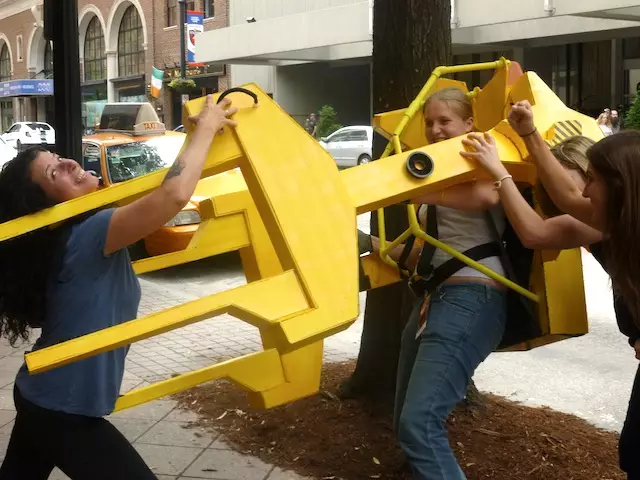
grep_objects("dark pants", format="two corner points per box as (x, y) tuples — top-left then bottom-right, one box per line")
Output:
(0, 387), (156, 480)
(621, 365), (640, 479)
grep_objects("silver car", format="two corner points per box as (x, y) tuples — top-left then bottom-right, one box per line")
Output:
(320, 126), (372, 168)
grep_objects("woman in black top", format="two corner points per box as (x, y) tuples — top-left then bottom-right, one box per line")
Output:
(463, 101), (640, 479)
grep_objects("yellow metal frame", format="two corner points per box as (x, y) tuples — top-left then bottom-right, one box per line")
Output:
(0, 58), (599, 412)
(374, 58), (538, 300)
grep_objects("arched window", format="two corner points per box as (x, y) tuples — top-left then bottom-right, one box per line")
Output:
(84, 17), (106, 81)
(0, 45), (11, 81)
(118, 6), (144, 77)
(43, 41), (53, 78)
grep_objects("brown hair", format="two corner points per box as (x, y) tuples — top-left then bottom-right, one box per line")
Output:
(536, 136), (594, 217)
(423, 87), (473, 121)
(587, 131), (640, 322)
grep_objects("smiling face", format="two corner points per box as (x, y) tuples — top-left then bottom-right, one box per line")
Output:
(424, 99), (474, 144)
(30, 150), (99, 204)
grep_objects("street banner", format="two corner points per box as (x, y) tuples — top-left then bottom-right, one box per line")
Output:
(151, 67), (164, 98)
(187, 11), (204, 66)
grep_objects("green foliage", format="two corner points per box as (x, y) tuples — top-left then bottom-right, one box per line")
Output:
(316, 105), (343, 139)
(168, 78), (197, 92)
(625, 94), (640, 130)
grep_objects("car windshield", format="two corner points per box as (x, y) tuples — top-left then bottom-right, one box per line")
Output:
(105, 135), (186, 184)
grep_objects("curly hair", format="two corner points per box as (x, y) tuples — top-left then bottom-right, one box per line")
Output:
(0, 146), (66, 345)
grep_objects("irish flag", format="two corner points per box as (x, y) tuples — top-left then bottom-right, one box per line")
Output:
(151, 67), (164, 98)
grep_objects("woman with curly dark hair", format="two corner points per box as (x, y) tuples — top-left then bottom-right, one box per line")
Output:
(0, 94), (237, 480)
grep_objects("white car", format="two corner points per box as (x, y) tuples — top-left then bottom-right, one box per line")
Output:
(319, 126), (373, 168)
(0, 137), (16, 166)
(2, 122), (55, 150)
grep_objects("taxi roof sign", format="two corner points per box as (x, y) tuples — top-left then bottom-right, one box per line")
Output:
(98, 103), (166, 136)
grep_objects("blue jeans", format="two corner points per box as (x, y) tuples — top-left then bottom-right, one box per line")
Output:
(395, 283), (507, 480)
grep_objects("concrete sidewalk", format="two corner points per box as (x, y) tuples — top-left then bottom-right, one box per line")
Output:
(0, 237), (629, 478)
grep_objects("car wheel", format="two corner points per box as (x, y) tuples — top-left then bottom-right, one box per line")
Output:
(358, 154), (371, 165)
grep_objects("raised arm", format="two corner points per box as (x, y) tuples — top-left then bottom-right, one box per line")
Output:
(461, 133), (602, 249)
(104, 95), (238, 255)
(508, 101), (597, 228)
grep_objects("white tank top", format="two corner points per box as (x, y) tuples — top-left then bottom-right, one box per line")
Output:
(418, 205), (506, 279)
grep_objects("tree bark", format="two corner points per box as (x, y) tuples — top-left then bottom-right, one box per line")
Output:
(341, 0), (452, 403)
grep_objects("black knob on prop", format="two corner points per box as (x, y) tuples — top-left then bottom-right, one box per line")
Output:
(406, 152), (434, 179)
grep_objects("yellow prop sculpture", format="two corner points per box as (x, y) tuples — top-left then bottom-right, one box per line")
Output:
(0, 58), (601, 412)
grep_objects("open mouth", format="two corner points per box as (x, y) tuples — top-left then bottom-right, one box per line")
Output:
(75, 170), (86, 184)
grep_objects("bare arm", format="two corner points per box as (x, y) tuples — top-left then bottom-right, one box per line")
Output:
(412, 180), (499, 211)
(509, 101), (597, 228)
(461, 132), (602, 249)
(523, 132), (595, 226)
(104, 96), (238, 255)
(495, 178), (601, 249)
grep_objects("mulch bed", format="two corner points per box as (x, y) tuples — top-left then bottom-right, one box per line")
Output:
(173, 361), (624, 480)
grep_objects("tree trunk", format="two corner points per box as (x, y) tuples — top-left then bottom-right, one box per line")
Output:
(341, 0), (452, 404)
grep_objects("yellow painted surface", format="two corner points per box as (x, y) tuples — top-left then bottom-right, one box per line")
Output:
(2, 59), (597, 410)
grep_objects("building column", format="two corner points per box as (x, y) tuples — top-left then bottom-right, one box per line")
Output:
(511, 47), (525, 65)
(106, 50), (117, 102)
(611, 39), (624, 109)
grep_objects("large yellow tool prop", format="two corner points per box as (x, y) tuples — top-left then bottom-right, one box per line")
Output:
(1, 59), (600, 411)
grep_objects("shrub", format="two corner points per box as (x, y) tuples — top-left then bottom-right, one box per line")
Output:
(316, 105), (342, 138)
(625, 93), (640, 130)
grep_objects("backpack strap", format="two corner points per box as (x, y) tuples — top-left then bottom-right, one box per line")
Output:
(407, 205), (503, 297)
(398, 205), (437, 277)
(408, 242), (501, 297)
(484, 210), (517, 281)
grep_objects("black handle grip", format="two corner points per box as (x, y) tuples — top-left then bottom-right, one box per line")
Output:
(217, 87), (259, 105)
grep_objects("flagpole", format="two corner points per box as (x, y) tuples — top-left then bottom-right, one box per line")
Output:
(179, 0), (186, 80)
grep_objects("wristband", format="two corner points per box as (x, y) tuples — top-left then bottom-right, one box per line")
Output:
(520, 127), (537, 138)
(493, 174), (513, 190)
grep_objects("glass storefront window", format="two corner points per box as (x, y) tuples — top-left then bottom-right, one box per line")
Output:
(83, 99), (107, 133)
(117, 84), (145, 103)
(551, 46), (568, 104)
(0, 100), (13, 133)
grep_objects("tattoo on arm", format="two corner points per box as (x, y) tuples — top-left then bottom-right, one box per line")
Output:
(162, 159), (185, 183)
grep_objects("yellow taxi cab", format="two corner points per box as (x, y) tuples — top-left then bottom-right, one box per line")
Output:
(81, 102), (201, 257)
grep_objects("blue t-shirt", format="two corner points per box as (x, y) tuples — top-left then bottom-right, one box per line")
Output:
(15, 209), (141, 417)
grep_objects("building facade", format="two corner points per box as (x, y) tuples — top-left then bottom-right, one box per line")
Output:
(0, 0), (229, 133)
(196, 0), (640, 126)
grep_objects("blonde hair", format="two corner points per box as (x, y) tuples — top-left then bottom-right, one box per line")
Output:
(536, 135), (595, 217)
(423, 87), (473, 121)
(597, 113), (612, 128)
